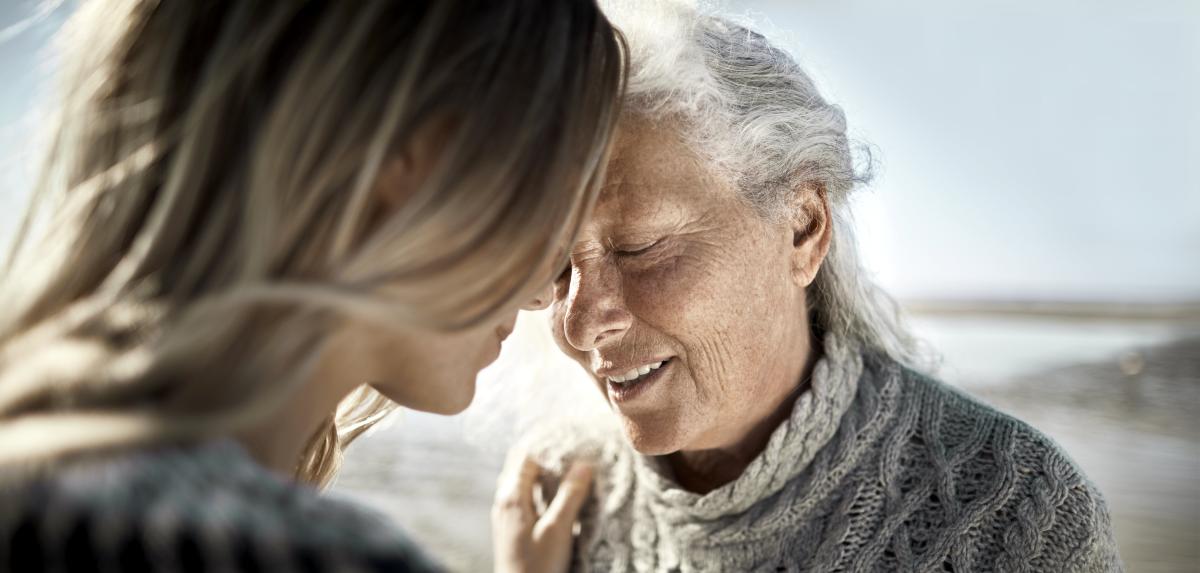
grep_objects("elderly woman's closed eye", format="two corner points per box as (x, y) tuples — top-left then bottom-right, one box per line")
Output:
(525, 2), (1125, 572)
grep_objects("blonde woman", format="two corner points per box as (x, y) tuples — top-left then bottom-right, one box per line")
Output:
(0, 1), (623, 571)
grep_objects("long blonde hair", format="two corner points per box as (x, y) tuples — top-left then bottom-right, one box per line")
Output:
(0, 0), (624, 486)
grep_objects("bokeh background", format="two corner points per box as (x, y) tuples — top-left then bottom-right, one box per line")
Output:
(2, 1), (1197, 571)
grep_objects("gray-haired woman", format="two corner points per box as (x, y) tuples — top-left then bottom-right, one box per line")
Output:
(515, 1), (1124, 571)
(0, 1), (623, 571)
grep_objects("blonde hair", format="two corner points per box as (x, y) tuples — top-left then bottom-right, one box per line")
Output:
(0, 0), (624, 486)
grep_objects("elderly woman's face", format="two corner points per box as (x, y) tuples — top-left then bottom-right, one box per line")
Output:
(551, 119), (827, 455)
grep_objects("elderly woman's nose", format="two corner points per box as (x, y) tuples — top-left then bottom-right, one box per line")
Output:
(562, 268), (633, 351)
(521, 284), (553, 311)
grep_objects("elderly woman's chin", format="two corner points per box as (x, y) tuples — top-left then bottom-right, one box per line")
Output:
(615, 412), (693, 456)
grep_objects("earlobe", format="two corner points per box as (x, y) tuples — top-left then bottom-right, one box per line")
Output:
(789, 186), (833, 287)
(374, 155), (416, 209)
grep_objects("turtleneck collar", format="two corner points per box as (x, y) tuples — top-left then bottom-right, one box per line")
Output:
(632, 334), (863, 522)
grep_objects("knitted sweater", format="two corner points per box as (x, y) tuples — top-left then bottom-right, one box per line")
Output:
(559, 338), (1123, 572)
(0, 441), (441, 572)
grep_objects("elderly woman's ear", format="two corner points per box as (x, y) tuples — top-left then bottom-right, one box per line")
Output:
(788, 186), (833, 287)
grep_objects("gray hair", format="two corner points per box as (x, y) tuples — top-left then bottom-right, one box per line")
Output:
(601, 0), (926, 367)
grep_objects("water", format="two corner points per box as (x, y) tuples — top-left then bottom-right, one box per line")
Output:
(333, 314), (1200, 572)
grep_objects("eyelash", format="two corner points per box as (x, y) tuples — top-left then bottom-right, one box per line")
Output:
(554, 240), (661, 283)
(615, 240), (658, 257)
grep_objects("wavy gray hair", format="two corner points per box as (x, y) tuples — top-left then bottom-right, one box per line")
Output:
(601, 0), (926, 366)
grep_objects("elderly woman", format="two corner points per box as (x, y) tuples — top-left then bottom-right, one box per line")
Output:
(517, 2), (1124, 572)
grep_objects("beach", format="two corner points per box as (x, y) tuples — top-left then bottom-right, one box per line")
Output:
(334, 313), (1200, 572)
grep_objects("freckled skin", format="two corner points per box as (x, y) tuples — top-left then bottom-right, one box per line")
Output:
(551, 118), (831, 492)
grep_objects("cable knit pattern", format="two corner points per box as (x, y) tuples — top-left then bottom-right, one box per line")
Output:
(564, 337), (1124, 572)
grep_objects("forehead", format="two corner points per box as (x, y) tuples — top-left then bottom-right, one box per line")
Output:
(590, 119), (732, 230)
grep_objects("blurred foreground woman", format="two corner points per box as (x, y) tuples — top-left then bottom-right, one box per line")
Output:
(0, 1), (622, 571)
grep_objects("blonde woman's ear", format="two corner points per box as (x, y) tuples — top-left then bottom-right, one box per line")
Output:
(374, 119), (454, 209)
(373, 155), (418, 210)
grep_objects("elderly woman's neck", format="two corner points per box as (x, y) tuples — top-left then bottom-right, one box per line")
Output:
(667, 342), (822, 494)
(666, 405), (796, 494)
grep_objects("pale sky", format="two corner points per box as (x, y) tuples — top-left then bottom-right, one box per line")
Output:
(730, 0), (1200, 302)
(1, 0), (1197, 302)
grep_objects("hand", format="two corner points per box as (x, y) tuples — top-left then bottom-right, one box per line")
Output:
(492, 451), (594, 573)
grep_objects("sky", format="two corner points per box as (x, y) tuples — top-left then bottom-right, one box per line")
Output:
(1, 0), (1197, 303)
(0, 0), (66, 257)
(729, 0), (1200, 302)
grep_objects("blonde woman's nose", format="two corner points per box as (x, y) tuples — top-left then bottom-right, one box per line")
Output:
(522, 284), (554, 311)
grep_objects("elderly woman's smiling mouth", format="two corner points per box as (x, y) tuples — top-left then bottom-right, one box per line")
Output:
(596, 356), (674, 403)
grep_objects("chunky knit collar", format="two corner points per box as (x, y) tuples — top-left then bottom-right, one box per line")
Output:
(632, 335), (863, 523)
(574, 339), (1122, 572)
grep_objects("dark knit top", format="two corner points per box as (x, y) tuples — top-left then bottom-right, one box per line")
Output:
(0, 441), (441, 572)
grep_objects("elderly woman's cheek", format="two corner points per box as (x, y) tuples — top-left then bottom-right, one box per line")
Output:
(622, 255), (696, 310)
(632, 250), (706, 288)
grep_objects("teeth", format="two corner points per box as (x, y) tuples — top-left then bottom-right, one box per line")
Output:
(606, 360), (666, 384)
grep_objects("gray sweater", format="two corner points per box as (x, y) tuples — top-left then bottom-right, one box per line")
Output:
(557, 337), (1123, 572)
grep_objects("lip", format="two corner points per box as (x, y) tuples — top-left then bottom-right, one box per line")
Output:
(483, 327), (512, 369)
(595, 356), (674, 379)
(482, 338), (502, 368)
(606, 357), (673, 404)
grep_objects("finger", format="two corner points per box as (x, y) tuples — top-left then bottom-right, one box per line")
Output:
(538, 463), (593, 535)
(497, 449), (540, 498)
(494, 452), (542, 518)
